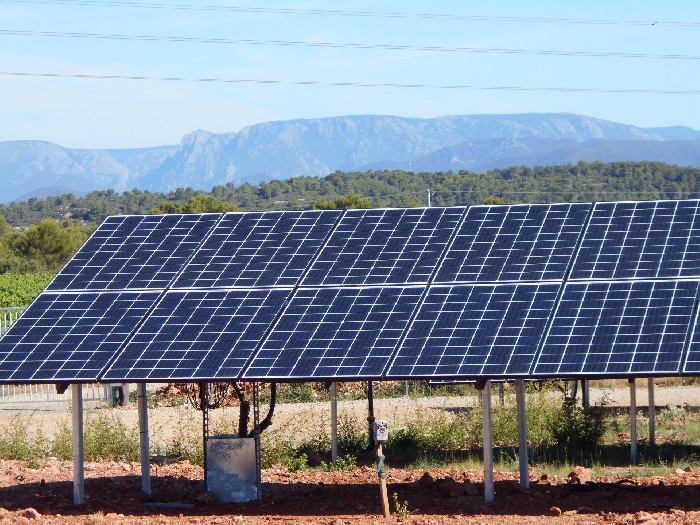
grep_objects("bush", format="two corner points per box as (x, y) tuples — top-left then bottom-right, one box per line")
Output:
(83, 412), (140, 462)
(550, 399), (604, 455)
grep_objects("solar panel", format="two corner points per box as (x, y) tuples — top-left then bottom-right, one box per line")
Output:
(533, 280), (700, 376)
(174, 210), (341, 289)
(434, 203), (590, 283)
(571, 200), (700, 281)
(243, 286), (424, 380)
(386, 283), (560, 379)
(103, 288), (291, 381)
(301, 207), (466, 286)
(48, 214), (221, 291)
(0, 291), (159, 382)
(682, 310), (700, 374)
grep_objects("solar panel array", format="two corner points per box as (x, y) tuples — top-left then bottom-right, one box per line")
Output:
(2, 199), (700, 384)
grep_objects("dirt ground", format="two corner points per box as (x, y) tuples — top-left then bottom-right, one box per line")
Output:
(2, 385), (700, 524)
(1, 459), (700, 524)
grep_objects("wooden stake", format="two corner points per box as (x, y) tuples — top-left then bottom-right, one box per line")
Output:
(377, 443), (390, 518)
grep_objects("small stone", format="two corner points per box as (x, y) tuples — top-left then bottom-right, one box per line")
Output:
(539, 473), (549, 481)
(464, 482), (479, 496)
(307, 451), (323, 467)
(684, 466), (693, 473)
(675, 468), (686, 475)
(568, 466), (593, 483)
(21, 508), (40, 520)
(549, 506), (562, 516)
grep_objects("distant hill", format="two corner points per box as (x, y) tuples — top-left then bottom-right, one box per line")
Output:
(1, 113), (699, 203)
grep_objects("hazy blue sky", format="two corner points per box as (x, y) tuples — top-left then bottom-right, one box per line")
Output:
(1, 0), (698, 148)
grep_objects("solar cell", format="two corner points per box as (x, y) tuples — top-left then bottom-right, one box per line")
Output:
(534, 280), (700, 376)
(243, 286), (424, 380)
(434, 203), (590, 283)
(571, 200), (700, 280)
(386, 283), (560, 379)
(174, 210), (341, 289)
(0, 291), (159, 382)
(103, 288), (291, 381)
(48, 214), (221, 291)
(301, 207), (466, 286)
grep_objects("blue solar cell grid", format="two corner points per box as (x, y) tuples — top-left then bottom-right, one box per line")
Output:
(387, 283), (560, 378)
(243, 286), (425, 380)
(682, 309), (700, 374)
(534, 280), (700, 376)
(0, 291), (159, 382)
(48, 214), (221, 291)
(571, 200), (700, 280)
(435, 203), (590, 284)
(301, 207), (466, 286)
(174, 211), (341, 289)
(104, 288), (291, 381)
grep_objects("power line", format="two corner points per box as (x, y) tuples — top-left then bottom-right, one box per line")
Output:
(2, 29), (698, 61)
(4, 0), (700, 27)
(2, 70), (699, 95)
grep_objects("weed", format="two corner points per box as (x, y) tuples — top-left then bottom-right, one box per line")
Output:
(321, 454), (357, 471)
(83, 411), (140, 462)
(392, 492), (411, 522)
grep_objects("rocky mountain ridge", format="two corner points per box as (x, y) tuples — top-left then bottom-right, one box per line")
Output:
(1, 113), (699, 203)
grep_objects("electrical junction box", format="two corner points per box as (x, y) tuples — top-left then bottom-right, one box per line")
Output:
(373, 420), (390, 442)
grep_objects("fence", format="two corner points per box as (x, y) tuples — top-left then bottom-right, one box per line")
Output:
(0, 306), (109, 405)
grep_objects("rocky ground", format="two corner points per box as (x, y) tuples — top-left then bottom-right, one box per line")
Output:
(1, 459), (700, 524)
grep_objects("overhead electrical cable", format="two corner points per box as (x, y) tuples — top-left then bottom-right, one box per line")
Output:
(3, 0), (699, 27)
(1, 29), (697, 61)
(1, 70), (698, 95)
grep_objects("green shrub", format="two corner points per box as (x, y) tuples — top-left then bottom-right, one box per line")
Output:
(550, 399), (604, 455)
(0, 415), (50, 466)
(83, 412), (139, 462)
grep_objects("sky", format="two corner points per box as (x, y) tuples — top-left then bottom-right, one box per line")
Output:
(1, 0), (699, 149)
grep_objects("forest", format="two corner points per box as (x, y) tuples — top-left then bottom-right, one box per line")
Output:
(0, 160), (698, 307)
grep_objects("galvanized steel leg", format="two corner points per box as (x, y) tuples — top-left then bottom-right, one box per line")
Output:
(648, 378), (656, 447)
(515, 379), (529, 490)
(482, 381), (494, 502)
(138, 383), (151, 494)
(331, 382), (338, 463)
(629, 378), (638, 464)
(72, 384), (84, 504)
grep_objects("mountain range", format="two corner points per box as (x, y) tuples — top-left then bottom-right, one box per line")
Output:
(1, 113), (700, 204)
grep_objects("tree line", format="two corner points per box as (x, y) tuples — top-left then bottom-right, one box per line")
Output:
(1, 161), (697, 228)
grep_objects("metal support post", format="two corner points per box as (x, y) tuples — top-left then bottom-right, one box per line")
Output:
(200, 383), (209, 492)
(330, 382), (338, 463)
(629, 378), (638, 464)
(367, 381), (375, 449)
(648, 378), (656, 447)
(137, 383), (151, 494)
(515, 379), (529, 490)
(72, 384), (84, 505)
(481, 380), (494, 502)
(582, 379), (590, 409)
(253, 382), (262, 500)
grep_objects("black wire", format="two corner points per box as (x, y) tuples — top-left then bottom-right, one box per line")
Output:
(2, 29), (697, 61)
(2, 70), (699, 94)
(4, 0), (699, 27)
